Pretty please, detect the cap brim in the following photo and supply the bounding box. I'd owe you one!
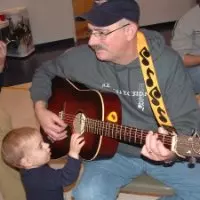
[79,8,122,27]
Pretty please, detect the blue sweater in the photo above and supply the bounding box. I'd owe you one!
[20,156,81,200]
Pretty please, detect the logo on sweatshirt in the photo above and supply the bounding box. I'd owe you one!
[101,82,146,112]
[137,83,145,111]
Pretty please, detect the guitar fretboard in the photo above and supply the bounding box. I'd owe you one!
[84,118,172,149]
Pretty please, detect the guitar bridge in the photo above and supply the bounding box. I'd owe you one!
[59,110,65,120]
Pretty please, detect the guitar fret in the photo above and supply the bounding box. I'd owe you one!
[112,123,114,138]
[162,134,166,144]
[134,128,137,143]
[120,125,122,140]
[101,121,104,136]
[115,124,118,139]
[95,120,97,135]
[129,127,132,143]
[101,120,105,134]
[98,120,100,135]
[124,126,126,141]
[109,121,111,137]
[140,129,143,144]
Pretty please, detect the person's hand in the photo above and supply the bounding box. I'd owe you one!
[0,41,7,72]
[68,133,85,159]
[35,101,67,141]
[141,127,176,162]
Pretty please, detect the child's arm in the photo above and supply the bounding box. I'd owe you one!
[21,133,85,189]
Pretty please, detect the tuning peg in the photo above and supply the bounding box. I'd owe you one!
[188,156,196,168]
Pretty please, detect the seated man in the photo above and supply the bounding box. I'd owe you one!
[171,0,200,103]
[0,40,26,200]
[30,0,200,199]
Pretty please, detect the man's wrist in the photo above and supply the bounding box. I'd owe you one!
[163,154,177,167]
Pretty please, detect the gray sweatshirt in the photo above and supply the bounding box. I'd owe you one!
[30,29,200,157]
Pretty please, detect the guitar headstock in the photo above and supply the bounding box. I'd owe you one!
[174,132,200,159]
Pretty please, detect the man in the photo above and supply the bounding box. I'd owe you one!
[30,0,200,199]
[171,0,200,100]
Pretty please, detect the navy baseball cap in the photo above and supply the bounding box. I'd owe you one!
[79,0,140,26]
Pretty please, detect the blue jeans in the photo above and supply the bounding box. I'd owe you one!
[186,65,200,94]
[73,153,200,200]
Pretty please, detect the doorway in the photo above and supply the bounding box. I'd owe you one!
[72,0,93,40]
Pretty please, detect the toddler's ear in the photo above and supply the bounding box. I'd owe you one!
[20,157,32,168]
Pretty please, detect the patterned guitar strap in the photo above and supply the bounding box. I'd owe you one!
[137,31,175,133]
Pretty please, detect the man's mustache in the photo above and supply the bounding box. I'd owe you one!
[91,45,106,51]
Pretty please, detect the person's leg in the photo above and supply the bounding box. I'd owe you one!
[0,108,26,200]
[73,153,144,200]
[146,161,200,200]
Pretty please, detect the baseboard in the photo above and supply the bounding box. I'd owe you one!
[35,38,75,52]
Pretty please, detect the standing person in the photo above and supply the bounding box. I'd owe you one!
[171,0,200,101]
[30,0,200,199]
[0,41,6,88]
[1,127,85,200]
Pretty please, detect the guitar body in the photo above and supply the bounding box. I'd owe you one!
[42,77,122,160]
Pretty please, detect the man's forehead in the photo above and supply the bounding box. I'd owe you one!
[88,22,118,30]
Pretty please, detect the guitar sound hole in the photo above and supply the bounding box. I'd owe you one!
[73,112,86,134]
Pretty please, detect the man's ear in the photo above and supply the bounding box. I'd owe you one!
[20,157,32,168]
[125,23,138,41]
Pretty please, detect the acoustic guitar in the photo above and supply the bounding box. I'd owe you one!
[42,77,200,161]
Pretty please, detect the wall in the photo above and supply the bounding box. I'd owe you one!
[0,0,196,44]
[137,0,196,26]
[0,0,75,44]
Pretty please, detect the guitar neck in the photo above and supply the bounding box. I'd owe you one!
[85,118,172,149]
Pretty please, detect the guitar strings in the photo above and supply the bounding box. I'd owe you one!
[60,113,200,148]
[60,113,200,147]
[60,113,175,145]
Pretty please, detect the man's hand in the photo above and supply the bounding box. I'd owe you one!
[35,101,67,141]
[0,41,7,72]
[141,127,176,162]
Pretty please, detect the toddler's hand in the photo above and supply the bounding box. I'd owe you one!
[68,133,85,159]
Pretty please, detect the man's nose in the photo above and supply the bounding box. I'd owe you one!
[88,34,100,46]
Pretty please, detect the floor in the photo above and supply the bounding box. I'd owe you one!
[2,22,174,87]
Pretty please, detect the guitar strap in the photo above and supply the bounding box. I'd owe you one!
[137,31,173,128]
